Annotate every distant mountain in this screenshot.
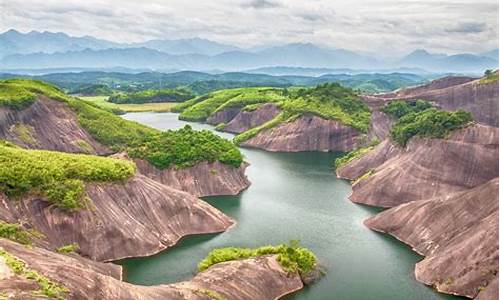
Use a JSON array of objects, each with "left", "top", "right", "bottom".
[
  {"left": 399, "top": 49, "right": 498, "bottom": 73},
  {"left": 480, "top": 49, "right": 499, "bottom": 60},
  {"left": 0, "top": 30, "right": 238, "bottom": 58},
  {"left": 245, "top": 66, "right": 433, "bottom": 76},
  {"left": 130, "top": 38, "right": 240, "bottom": 56},
  {"left": 0, "top": 29, "right": 119, "bottom": 58},
  {"left": 0, "top": 29, "right": 497, "bottom": 73}
]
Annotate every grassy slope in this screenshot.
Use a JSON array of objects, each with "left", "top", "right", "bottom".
[
  {"left": 0, "top": 143, "right": 135, "bottom": 210},
  {"left": 80, "top": 96, "right": 176, "bottom": 113}
]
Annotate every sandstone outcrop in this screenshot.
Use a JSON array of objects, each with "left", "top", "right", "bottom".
[
  {"left": 0, "top": 239, "right": 304, "bottom": 300},
  {"left": 0, "top": 97, "right": 108, "bottom": 154},
  {"left": 364, "top": 77, "right": 499, "bottom": 127},
  {"left": 0, "top": 174, "right": 233, "bottom": 261},
  {"left": 365, "top": 179, "right": 499, "bottom": 299},
  {"left": 134, "top": 159, "right": 251, "bottom": 197},
  {"left": 222, "top": 103, "right": 281, "bottom": 134},
  {"left": 241, "top": 114, "right": 361, "bottom": 152},
  {"left": 340, "top": 124, "right": 498, "bottom": 207}
]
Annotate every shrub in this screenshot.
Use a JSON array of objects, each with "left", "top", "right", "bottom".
[
  {"left": 56, "top": 243, "right": 79, "bottom": 253},
  {"left": 198, "top": 241, "right": 317, "bottom": 275},
  {"left": 0, "top": 221, "right": 39, "bottom": 245},
  {"left": 0, "top": 144, "right": 136, "bottom": 210},
  {"left": 382, "top": 100, "right": 432, "bottom": 119},
  {"left": 334, "top": 146, "right": 375, "bottom": 169},
  {"left": 390, "top": 108, "right": 473, "bottom": 146}
]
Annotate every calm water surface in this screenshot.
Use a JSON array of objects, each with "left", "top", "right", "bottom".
[{"left": 119, "top": 112, "right": 458, "bottom": 300}]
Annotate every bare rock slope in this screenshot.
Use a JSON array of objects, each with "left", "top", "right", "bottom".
[
  {"left": 0, "top": 239, "right": 303, "bottom": 300},
  {"left": 0, "top": 97, "right": 108, "bottom": 154},
  {"left": 0, "top": 174, "right": 233, "bottom": 261},
  {"left": 242, "top": 114, "right": 361, "bottom": 152},
  {"left": 365, "top": 179, "right": 498, "bottom": 300},
  {"left": 364, "top": 77, "right": 499, "bottom": 127},
  {"left": 338, "top": 124, "right": 498, "bottom": 207}
]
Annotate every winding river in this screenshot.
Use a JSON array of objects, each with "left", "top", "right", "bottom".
[{"left": 120, "top": 112, "right": 458, "bottom": 300}]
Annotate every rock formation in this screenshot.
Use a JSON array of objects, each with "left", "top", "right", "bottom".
[
  {"left": 364, "top": 76, "right": 499, "bottom": 127},
  {"left": 221, "top": 103, "right": 281, "bottom": 134},
  {"left": 365, "top": 179, "right": 498, "bottom": 300},
  {"left": 241, "top": 114, "right": 361, "bottom": 152},
  {"left": 0, "top": 174, "right": 233, "bottom": 261},
  {"left": 0, "top": 97, "right": 108, "bottom": 154},
  {"left": 338, "top": 124, "right": 498, "bottom": 207},
  {"left": 0, "top": 238, "right": 304, "bottom": 300},
  {"left": 134, "top": 159, "right": 250, "bottom": 197}
]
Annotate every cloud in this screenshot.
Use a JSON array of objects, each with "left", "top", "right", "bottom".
[
  {"left": 0, "top": 0, "right": 498, "bottom": 56},
  {"left": 241, "top": 0, "right": 281, "bottom": 9}
]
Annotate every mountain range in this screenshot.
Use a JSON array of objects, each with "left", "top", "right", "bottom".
[{"left": 0, "top": 29, "right": 497, "bottom": 74}]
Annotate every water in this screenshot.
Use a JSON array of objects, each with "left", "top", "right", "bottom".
[{"left": 119, "top": 112, "right": 458, "bottom": 300}]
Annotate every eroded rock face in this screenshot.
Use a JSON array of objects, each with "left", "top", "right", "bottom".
[
  {"left": 223, "top": 103, "right": 281, "bottom": 134},
  {"left": 242, "top": 114, "right": 361, "bottom": 152},
  {"left": 365, "top": 179, "right": 498, "bottom": 299},
  {"left": 206, "top": 107, "right": 242, "bottom": 125},
  {"left": 0, "top": 174, "right": 233, "bottom": 261},
  {"left": 364, "top": 77, "right": 499, "bottom": 127},
  {"left": 345, "top": 124, "right": 498, "bottom": 207},
  {"left": 0, "top": 97, "right": 109, "bottom": 154},
  {"left": 134, "top": 160, "right": 251, "bottom": 197},
  {"left": 0, "top": 239, "right": 304, "bottom": 300}
]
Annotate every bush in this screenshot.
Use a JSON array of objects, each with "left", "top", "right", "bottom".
[
  {"left": 0, "top": 144, "right": 136, "bottom": 210},
  {"left": 390, "top": 108, "right": 473, "bottom": 146},
  {"left": 334, "top": 146, "right": 375, "bottom": 169},
  {"left": 198, "top": 241, "right": 317, "bottom": 275},
  {"left": 382, "top": 100, "right": 432, "bottom": 119},
  {"left": 0, "top": 221, "right": 39, "bottom": 245},
  {"left": 56, "top": 244, "right": 79, "bottom": 253}
]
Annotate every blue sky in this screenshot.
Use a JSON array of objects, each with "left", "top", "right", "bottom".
[{"left": 1, "top": 0, "right": 498, "bottom": 55}]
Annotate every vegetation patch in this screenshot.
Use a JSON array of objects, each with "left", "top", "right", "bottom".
[
  {"left": 195, "top": 288, "right": 225, "bottom": 300},
  {"left": 390, "top": 108, "right": 473, "bottom": 146},
  {"left": 198, "top": 241, "right": 317, "bottom": 276},
  {"left": 478, "top": 70, "right": 499, "bottom": 85},
  {"left": 75, "top": 139, "right": 93, "bottom": 153},
  {"left": 382, "top": 100, "right": 432, "bottom": 119},
  {"left": 0, "top": 221, "right": 43, "bottom": 245},
  {"left": 0, "top": 249, "right": 69, "bottom": 299},
  {"left": 353, "top": 170, "right": 375, "bottom": 185},
  {"left": 0, "top": 144, "right": 135, "bottom": 211},
  {"left": 109, "top": 88, "right": 194, "bottom": 104},
  {"left": 335, "top": 146, "right": 375, "bottom": 169},
  {"left": 281, "top": 83, "right": 371, "bottom": 132},
  {"left": 70, "top": 84, "right": 114, "bottom": 96},
  {"left": 56, "top": 244, "right": 79, "bottom": 254},
  {"left": 12, "top": 123, "right": 37, "bottom": 146},
  {"left": 0, "top": 82, "right": 36, "bottom": 110}
]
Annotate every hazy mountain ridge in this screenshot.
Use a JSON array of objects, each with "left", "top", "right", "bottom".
[{"left": 0, "top": 29, "right": 497, "bottom": 73}]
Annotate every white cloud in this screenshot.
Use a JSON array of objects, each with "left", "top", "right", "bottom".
[{"left": 0, "top": 0, "right": 497, "bottom": 55}]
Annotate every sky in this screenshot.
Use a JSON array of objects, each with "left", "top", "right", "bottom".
[{"left": 1, "top": 0, "right": 498, "bottom": 56}]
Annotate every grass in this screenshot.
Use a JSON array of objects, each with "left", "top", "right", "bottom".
[
  {"left": 0, "top": 249, "right": 69, "bottom": 299},
  {"left": 0, "top": 82, "right": 36, "bottom": 109},
  {"left": 334, "top": 146, "right": 375, "bottom": 169},
  {"left": 478, "top": 70, "right": 499, "bottom": 85},
  {"left": 56, "top": 244, "right": 78, "bottom": 254},
  {"left": 390, "top": 108, "right": 473, "bottom": 146},
  {"left": 0, "top": 221, "right": 43, "bottom": 245},
  {"left": 0, "top": 79, "right": 244, "bottom": 170},
  {"left": 13, "top": 123, "right": 37, "bottom": 146},
  {"left": 0, "top": 144, "right": 136, "bottom": 211},
  {"left": 198, "top": 241, "right": 317, "bottom": 276}
]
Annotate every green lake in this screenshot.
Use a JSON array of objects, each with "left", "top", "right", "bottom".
[{"left": 119, "top": 112, "right": 458, "bottom": 300}]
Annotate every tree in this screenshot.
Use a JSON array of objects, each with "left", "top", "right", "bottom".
[{"left": 485, "top": 69, "right": 493, "bottom": 77}]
